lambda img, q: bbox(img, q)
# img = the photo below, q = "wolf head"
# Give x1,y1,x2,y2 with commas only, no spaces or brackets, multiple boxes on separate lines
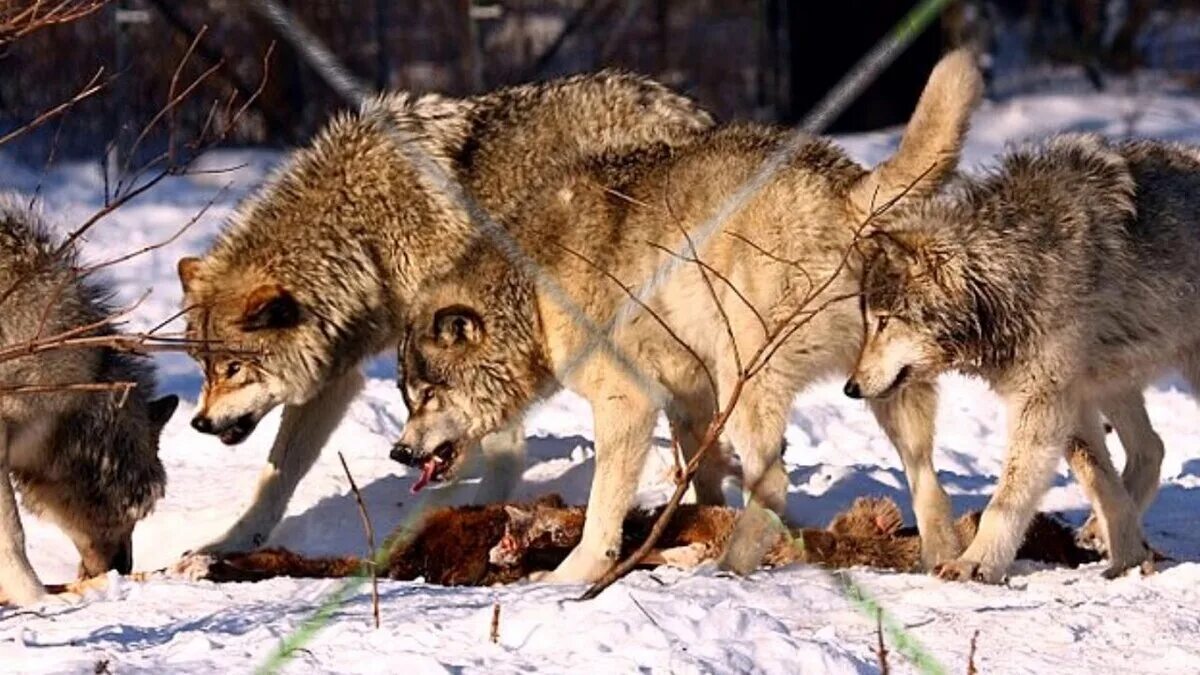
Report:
177,257,317,445
16,364,178,578
392,279,548,492
72,388,177,578
846,211,988,399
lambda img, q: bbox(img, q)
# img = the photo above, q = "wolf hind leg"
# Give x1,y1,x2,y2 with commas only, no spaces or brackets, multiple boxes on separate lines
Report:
474,419,527,504
1065,404,1150,578
666,382,728,506
869,380,960,569
198,368,364,554
723,369,791,516
1078,389,1162,552
0,425,46,606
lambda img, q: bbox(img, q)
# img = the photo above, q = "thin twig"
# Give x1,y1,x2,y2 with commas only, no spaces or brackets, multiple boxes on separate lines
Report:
122,25,212,174
76,182,230,279
551,241,718,402
0,1,108,44
0,68,109,148
967,630,979,675
0,381,136,396
646,241,769,339
877,609,890,675
581,163,937,600
489,603,501,644
338,452,380,630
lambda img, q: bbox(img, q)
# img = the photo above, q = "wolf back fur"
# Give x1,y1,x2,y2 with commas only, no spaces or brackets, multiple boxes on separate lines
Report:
395,50,983,582
0,199,177,606
176,71,715,553
851,134,1200,582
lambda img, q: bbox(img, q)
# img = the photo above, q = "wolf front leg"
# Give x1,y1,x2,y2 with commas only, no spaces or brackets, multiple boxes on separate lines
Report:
869,381,960,568
540,394,658,584
198,369,364,554
0,427,46,606
938,392,1070,583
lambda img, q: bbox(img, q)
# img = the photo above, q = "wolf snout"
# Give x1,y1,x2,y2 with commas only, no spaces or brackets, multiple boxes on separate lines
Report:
191,414,258,445
191,414,214,433
390,442,417,466
843,379,864,399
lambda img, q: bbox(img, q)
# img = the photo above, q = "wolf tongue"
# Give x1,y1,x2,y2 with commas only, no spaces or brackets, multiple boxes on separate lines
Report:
410,457,439,494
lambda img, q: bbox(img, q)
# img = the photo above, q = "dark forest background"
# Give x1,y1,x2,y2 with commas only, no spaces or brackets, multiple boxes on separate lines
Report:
2,1,1198,162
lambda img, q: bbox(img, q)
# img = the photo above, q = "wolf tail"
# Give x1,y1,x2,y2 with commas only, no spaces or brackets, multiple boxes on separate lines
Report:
847,48,983,221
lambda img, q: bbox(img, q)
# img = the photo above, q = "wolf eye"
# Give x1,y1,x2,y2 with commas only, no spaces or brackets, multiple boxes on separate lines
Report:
876,315,890,331
421,388,436,405
224,362,242,378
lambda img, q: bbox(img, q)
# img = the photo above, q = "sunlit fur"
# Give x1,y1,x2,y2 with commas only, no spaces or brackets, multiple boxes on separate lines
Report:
176,71,715,553
398,50,983,582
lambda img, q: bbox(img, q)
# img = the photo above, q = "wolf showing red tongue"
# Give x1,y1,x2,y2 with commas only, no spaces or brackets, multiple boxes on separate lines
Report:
410,456,443,494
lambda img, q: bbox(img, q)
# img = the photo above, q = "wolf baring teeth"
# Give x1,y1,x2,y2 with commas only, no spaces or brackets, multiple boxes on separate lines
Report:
395,50,984,583
0,199,178,606
176,71,714,553
846,134,1200,583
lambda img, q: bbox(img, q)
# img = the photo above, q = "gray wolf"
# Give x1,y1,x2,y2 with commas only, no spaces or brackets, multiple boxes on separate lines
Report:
392,50,983,582
846,134,1197,582
0,199,178,606
175,71,714,553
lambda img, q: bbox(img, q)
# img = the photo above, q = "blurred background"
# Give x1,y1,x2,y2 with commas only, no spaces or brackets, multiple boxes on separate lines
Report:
2,0,1199,163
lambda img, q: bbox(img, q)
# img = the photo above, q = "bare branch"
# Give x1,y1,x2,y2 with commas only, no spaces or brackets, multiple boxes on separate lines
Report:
877,609,890,675
489,603,501,644
338,452,380,630
122,25,215,175
581,162,941,599
646,241,769,340
551,241,718,402
0,0,109,45
0,68,109,148
0,381,136,396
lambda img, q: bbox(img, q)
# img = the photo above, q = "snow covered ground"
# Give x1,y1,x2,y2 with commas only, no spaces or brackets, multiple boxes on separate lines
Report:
4,84,1200,674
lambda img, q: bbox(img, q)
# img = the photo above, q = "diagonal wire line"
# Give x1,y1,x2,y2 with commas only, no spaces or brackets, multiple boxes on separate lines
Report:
250,0,669,403
244,1,955,672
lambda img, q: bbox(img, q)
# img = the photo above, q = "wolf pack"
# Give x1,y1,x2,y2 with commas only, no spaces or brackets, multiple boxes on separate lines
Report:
3,48,1200,606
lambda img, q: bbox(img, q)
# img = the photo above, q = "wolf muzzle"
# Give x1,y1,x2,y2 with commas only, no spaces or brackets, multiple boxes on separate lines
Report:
191,413,259,445
843,379,864,399
390,443,417,466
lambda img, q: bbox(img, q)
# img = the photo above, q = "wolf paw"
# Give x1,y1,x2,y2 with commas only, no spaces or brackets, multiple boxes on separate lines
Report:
1103,542,1154,580
934,558,1004,584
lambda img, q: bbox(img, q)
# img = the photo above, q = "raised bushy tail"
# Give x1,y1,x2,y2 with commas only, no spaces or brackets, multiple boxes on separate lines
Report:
848,48,983,220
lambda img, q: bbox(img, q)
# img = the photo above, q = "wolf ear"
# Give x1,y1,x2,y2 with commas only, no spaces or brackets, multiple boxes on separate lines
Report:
148,395,179,430
432,305,484,348
177,257,202,292
241,284,301,331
